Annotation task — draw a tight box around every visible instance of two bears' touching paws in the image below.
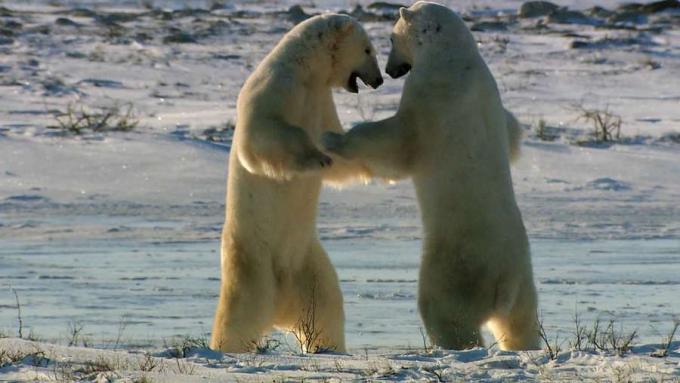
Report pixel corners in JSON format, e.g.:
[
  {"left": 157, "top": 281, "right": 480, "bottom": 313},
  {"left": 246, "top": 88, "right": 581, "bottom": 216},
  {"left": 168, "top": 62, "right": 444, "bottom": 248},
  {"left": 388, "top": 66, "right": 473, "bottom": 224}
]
[
  {"left": 298, "top": 149, "right": 333, "bottom": 170},
  {"left": 321, "top": 132, "right": 349, "bottom": 158}
]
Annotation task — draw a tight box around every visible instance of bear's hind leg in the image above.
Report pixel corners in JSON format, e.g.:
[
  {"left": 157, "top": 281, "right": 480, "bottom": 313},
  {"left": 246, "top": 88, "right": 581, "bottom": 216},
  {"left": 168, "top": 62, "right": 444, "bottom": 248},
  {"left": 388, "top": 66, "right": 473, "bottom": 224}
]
[
  {"left": 487, "top": 277, "right": 540, "bottom": 351},
  {"left": 419, "top": 291, "right": 485, "bottom": 350},
  {"left": 210, "top": 247, "right": 277, "bottom": 352},
  {"left": 276, "top": 242, "right": 346, "bottom": 353}
]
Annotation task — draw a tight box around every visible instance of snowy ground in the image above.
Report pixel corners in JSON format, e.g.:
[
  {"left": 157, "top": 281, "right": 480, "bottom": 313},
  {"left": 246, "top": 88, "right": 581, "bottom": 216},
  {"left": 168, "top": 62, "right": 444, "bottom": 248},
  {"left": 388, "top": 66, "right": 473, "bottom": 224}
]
[{"left": 1, "top": 0, "right": 679, "bottom": 381}]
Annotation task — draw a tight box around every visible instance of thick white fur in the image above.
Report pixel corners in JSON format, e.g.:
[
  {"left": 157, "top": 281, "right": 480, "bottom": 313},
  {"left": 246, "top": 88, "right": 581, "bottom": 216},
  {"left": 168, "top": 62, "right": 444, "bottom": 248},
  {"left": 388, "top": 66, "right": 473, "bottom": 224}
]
[
  {"left": 210, "top": 14, "right": 380, "bottom": 353},
  {"left": 323, "top": 2, "right": 538, "bottom": 350}
]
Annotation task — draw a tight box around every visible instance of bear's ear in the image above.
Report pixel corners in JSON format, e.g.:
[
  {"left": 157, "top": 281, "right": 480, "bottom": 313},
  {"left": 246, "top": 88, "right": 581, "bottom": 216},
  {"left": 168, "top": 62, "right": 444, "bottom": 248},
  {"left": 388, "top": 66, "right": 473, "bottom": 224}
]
[{"left": 399, "top": 7, "right": 414, "bottom": 23}]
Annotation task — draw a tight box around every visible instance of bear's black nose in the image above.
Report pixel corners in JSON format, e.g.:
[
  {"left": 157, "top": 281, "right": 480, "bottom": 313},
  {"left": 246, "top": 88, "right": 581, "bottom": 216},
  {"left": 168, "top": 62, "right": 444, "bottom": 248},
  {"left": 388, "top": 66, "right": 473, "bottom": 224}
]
[{"left": 387, "top": 63, "right": 411, "bottom": 79}]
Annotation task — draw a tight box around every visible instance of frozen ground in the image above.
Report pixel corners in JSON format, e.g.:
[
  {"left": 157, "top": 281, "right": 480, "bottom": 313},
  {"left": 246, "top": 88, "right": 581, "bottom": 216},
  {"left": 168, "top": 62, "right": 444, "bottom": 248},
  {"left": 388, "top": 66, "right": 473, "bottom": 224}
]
[{"left": 1, "top": 0, "right": 679, "bottom": 381}]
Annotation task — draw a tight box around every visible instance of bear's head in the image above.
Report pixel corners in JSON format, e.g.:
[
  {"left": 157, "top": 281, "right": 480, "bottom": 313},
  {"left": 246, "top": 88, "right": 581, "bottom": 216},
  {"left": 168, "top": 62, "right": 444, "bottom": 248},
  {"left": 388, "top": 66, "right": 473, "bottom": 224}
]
[
  {"left": 323, "top": 15, "right": 383, "bottom": 93},
  {"left": 386, "top": 1, "right": 475, "bottom": 78}
]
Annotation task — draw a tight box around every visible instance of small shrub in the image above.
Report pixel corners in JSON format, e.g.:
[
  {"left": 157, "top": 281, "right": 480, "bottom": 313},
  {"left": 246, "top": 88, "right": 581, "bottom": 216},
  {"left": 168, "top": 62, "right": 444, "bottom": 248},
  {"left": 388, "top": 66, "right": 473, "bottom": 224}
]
[
  {"left": 291, "top": 277, "right": 333, "bottom": 354},
  {"left": 138, "top": 353, "right": 162, "bottom": 372},
  {"left": 253, "top": 337, "right": 281, "bottom": 354},
  {"left": 165, "top": 335, "right": 210, "bottom": 358},
  {"left": 537, "top": 314, "right": 562, "bottom": 360},
  {"left": 67, "top": 320, "right": 89, "bottom": 347},
  {"left": 574, "top": 105, "right": 622, "bottom": 143},
  {"left": 172, "top": 358, "right": 196, "bottom": 375},
  {"left": 585, "top": 319, "right": 637, "bottom": 356},
  {"left": 0, "top": 347, "right": 48, "bottom": 368},
  {"left": 651, "top": 321, "right": 679, "bottom": 358},
  {"left": 569, "top": 311, "right": 588, "bottom": 351},
  {"left": 78, "top": 355, "right": 119, "bottom": 375},
  {"left": 48, "top": 102, "right": 139, "bottom": 135}
]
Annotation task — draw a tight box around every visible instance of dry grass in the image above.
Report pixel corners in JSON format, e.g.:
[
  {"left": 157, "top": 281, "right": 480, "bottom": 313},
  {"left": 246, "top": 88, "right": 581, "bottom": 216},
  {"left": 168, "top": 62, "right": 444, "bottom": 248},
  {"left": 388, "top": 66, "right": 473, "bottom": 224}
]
[
  {"left": 137, "top": 352, "right": 162, "bottom": 372},
  {"left": 164, "top": 335, "right": 210, "bottom": 358},
  {"left": 651, "top": 321, "right": 679, "bottom": 358},
  {"left": 253, "top": 336, "right": 282, "bottom": 354},
  {"left": 66, "top": 320, "right": 90, "bottom": 347},
  {"left": 585, "top": 319, "right": 637, "bottom": 356},
  {"left": 0, "top": 346, "right": 48, "bottom": 368},
  {"left": 538, "top": 314, "right": 563, "bottom": 360},
  {"left": 48, "top": 102, "right": 139, "bottom": 135},
  {"left": 11, "top": 287, "right": 23, "bottom": 339},
  {"left": 292, "top": 277, "right": 332, "bottom": 354},
  {"left": 573, "top": 104, "right": 623, "bottom": 143}
]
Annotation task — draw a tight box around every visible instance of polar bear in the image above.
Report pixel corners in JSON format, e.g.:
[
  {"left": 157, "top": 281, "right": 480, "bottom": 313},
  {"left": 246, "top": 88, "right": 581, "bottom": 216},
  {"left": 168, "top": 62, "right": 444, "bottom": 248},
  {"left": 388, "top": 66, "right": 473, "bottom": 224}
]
[
  {"left": 210, "top": 14, "right": 382, "bottom": 353},
  {"left": 323, "top": 2, "right": 539, "bottom": 351}
]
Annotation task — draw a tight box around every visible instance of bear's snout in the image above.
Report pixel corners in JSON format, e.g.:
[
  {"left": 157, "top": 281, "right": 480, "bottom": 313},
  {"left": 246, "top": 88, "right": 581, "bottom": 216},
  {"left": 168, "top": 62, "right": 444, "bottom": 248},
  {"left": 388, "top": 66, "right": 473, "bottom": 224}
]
[{"left": 386, "top": 63, "right": 411, "bottom": 79}]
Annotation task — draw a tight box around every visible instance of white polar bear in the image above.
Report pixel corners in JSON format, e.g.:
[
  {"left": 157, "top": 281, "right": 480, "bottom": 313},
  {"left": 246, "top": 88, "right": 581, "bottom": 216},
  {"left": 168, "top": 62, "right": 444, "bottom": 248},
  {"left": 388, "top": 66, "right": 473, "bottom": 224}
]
[
  {"left": 210, "top": 14, "right": 382, "bottom": 353},
  {"left": 323, "top": 2, "right": 539, "bottom": 351}
]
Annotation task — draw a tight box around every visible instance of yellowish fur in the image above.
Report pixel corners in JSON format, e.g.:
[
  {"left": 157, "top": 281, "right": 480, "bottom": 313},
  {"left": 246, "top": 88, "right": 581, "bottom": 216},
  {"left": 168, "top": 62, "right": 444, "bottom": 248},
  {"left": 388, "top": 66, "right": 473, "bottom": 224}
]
[
  {"left": 211, "top": 14, "right": 380, "bottom": 353},
  {"left": 324, "top": 2, "right": 538, "bottom": 351}
]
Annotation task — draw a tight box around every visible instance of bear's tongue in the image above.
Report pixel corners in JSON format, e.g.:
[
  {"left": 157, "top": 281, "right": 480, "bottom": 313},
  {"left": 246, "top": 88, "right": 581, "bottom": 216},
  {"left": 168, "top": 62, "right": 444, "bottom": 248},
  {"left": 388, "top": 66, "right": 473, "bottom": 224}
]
[{"left": 346, "top": 72, "right": 359, "bottom": 93}]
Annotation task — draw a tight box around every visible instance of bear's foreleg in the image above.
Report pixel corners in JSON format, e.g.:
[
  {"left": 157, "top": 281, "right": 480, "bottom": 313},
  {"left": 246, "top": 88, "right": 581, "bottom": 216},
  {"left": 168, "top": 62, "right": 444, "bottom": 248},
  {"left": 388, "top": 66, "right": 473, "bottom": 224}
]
[
  {"left": 322, "top": 116, "right": 415, "bottom": 180},
  {"left": 238, "top": 119, "right": 332, "bottom": 180}
]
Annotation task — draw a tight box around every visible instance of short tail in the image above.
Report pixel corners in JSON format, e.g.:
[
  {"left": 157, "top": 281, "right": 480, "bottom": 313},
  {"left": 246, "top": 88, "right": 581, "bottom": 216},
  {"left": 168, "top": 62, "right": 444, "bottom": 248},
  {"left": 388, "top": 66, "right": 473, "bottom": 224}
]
[{"left": 505, "top": 109, "right": 522, "bottom": 163}]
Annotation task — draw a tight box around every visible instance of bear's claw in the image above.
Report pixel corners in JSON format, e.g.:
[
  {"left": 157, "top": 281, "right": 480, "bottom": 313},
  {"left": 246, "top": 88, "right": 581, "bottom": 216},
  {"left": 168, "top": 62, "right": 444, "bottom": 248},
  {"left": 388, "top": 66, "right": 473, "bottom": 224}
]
[{"left": 319, "top": 153, "right": 333, "bottom": 167}]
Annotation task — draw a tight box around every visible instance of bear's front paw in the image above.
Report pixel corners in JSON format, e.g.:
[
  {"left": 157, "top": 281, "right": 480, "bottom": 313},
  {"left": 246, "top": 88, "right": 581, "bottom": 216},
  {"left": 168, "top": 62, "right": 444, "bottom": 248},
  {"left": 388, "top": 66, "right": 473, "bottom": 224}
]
[
  {"left": 321, "top": 132, "right": 348, "bottom": 157},
  {"left": 299, "top": 150, "right": 333, "bottom": 171}
]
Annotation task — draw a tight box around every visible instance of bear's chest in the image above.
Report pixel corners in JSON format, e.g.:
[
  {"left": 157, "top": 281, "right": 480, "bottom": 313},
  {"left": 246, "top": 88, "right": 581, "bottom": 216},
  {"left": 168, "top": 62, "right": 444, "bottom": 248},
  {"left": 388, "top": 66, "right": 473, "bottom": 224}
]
[{"left": 283, "top": 88, "right": 332, "bottom": 139}]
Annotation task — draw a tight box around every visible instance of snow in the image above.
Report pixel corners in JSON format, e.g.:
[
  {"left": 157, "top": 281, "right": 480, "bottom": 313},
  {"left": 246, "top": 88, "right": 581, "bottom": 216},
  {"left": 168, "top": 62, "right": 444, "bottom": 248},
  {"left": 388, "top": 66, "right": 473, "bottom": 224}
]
[
  {"left": 1, "top": 0, "right": 679, "bottom": 381},
  {"left": 1, "top": 337, "right": 679, "bottom": 382}
]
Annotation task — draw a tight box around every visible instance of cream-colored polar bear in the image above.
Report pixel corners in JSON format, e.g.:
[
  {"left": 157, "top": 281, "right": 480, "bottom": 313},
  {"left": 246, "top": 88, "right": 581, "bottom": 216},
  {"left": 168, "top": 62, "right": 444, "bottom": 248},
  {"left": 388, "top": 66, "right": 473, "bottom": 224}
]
[
  {"left": 210, "top": 14, "right": 382, "bottom": 353},
  {"left": 323, "top": 2, "right": 539, "bottom": 351}
]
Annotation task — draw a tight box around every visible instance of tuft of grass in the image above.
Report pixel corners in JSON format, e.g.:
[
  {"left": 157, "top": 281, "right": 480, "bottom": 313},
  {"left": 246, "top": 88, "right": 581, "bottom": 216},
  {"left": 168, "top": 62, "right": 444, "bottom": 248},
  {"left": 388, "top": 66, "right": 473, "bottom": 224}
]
[
  {"left": 134, "top": 375, "right": 154, "bottom": 383},
  {"left": 78, "top": 355, "right": 120, "bottom": 375},
  {"left": 538, "top": 313, "right": 563, "bottom": 360},
  {"left": 569, "top": 311, "right": 588, "bottom": 351},
  {"left": 291, "top": 277, "right": 334, "bottom": 354},
  {"left": 67, "top": 320, "right": 90, "bottom": 347},
  {"left": 253, "top": 336, "right": 281, "bottom": 354},
  {"left": 532, "top": 118, "right": 562, "bottom": 142},
  {"left": 48, "top": 102, "right": 139, "bottom": 135},
  {"left": 199, "top": 121, "right": 235, "bottom": 143},
  {"left": 0, "top": 346, "right": 48, "bottom": 369},
  {"left": 651, "top": 321, "right": 679, "bottom": 358},
  {"left": 573, "top": 104, "right": 623, "bottom": 144},
  {"left": 172, "top": 357, "right": 196, "bottom": 375},
  {"left": 585, "top": 319, "right": 637, "bottom": 356},
  {"left": 419, "top": 327, "right": 434, "bottom": 354},
  {"left": 164, "top": 335, "right": 210, "bottom": 358},
  {"left": 11, "top": 287, "right": 23, "bottom": 339},
  {"left": 138, "top": 353, "right": 162, "bottom": 372}
]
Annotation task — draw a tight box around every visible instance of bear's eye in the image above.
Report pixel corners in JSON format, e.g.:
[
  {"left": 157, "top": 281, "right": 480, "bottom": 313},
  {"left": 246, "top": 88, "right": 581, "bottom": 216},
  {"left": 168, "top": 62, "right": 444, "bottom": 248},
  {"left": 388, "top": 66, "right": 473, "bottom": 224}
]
[{"left": 364, "top": 48, "right": 370, "bottom": 55}]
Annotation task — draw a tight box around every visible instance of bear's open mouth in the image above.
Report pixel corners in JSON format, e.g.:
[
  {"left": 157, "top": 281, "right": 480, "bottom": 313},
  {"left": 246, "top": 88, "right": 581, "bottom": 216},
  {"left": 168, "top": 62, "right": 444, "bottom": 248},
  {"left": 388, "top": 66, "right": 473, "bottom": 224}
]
[{"left": 345, "top": 72, "right": 360, "bottom": 93}]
